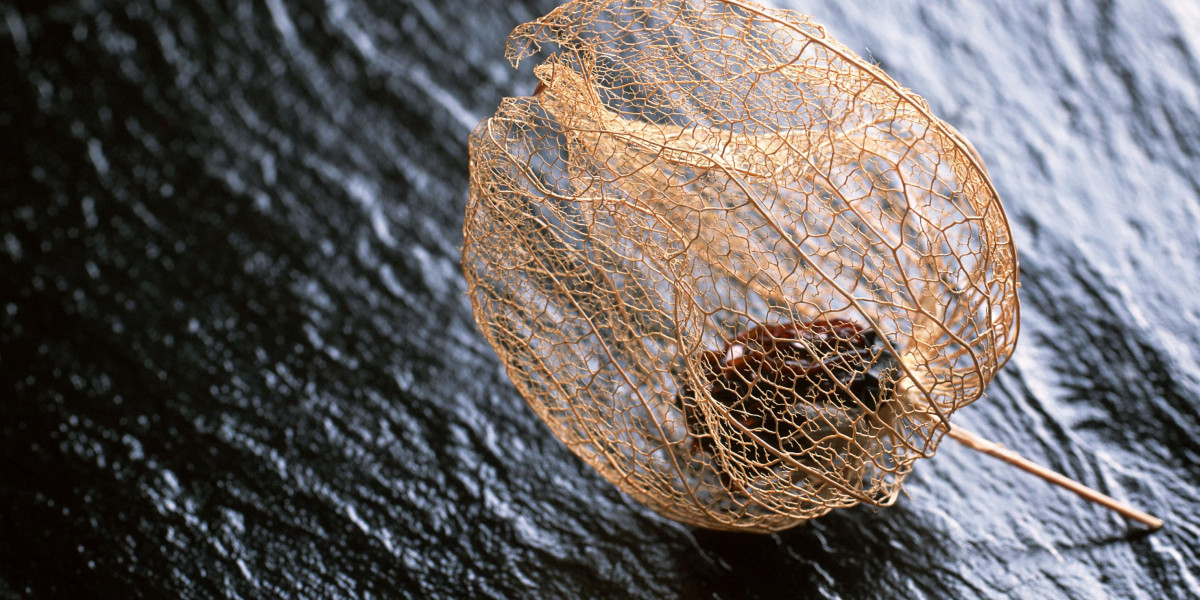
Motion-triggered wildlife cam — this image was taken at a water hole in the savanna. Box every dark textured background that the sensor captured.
[2,0,1199,597]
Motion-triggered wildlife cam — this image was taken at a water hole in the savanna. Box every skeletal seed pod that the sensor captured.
[464,0,1158,532]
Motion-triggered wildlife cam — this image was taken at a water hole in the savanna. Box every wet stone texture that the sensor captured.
[2,0,1199,598]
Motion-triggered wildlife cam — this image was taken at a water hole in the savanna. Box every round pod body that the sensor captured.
[463,0,1019,532]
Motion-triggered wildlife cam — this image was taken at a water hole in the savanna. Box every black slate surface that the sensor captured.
[2,0,1199,598]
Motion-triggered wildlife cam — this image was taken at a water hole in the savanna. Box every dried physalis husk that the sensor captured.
[463,0,1018,532]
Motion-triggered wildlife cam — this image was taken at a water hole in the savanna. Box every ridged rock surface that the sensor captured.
[2,0,1198,597]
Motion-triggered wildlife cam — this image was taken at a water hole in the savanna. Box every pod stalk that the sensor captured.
[946,426,1163,531]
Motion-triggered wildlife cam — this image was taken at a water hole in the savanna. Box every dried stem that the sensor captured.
[946,426,1163,530]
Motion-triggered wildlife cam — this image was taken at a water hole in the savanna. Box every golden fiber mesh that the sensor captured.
[463,0,1019,532]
